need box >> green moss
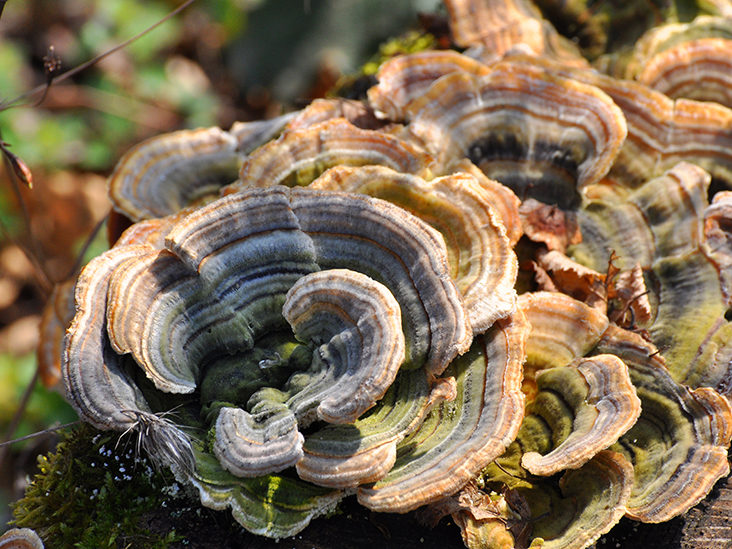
[11,423,183,549]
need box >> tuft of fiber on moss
[11,423,183,549]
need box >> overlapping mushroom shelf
[53,1,732,548]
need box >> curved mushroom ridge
[625,16,732,106]
[443,0,586,67]
[367,51,492,122]
[108,127,240,223]
[79,186,473,482]
[571,162,709,272]
[500,51,732,192]
[309,165,517,333]
[520,355,641,476]
[518,291,609,399]
[357,310,527,513]
[406,62,627,209]
[281,269,405,425]
[526,450,634,549]
[595,325,732,522]
[638,37,732,106]
[212,269,407,478]
[233,118,433,191]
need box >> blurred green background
[0,0,441,533]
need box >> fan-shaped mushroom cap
[502,51,732,191]
[406,61,627,208]
[108,127,239,222]
[62,245,196,476]
[67,186,475,489]
[571,162,709,271]
[649,249,732,392]
[518,292,608,398]
[450,159,524,246]
[595,325,732,522]
[310,165,517,333]
[357,310,527,513]
[0,528,44,549]
[367,51,491,121]
[64,246,157,431]
[565,161,731,392]
[443,0,586,66]
[233,118,433,191]
[623,16,732,107]
[107,115,295,222]
[479,450,634,549]
[37,279,76,389]
[520,355,641,476]
[282,269,405,423]
[525,451,634,549]
[187,442,343,539]
[296,369,436,489]
[638,37,732,106]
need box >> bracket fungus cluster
[42,0,732,547]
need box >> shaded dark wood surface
[146,468,731,549]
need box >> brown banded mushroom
[517,291,608,397]
[406,61,627,209]
[107,128,239,222]
[309,165,517,333]
[357,310,527,513]
[283,98,384,131]
[594,325,732,522]
[36,279,76,390]
[520,355,641,476]
[443,0,586,66]
[63,184,488,536]
[475,449,634,549]
[566,162,732,393]
[571,162,709,271]
[107,116,293,222]
[367,51,492,122]
[51,2,732,546]
[623,16,732,107]
[232,118,433,191]
[0,528,44,549]
[506,52,732,191]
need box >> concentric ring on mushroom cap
[0,528,45,549]
[232,118,433,191]
[37,279,76,390]
[108,116,295,223]
[310,165,517,333]
[108,127,239,222]
[517,291,609,400]
[502,51,732,192]
[68,185,474,492]
[571,162,709,272]
[594,325,732,522]
[520,355,641,476]
[442,0,586,66]
[623,16,732,107]
[406,61,627,209]
[367,51,492,122]
[357,310,527,513]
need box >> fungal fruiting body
[53,1,732,548]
